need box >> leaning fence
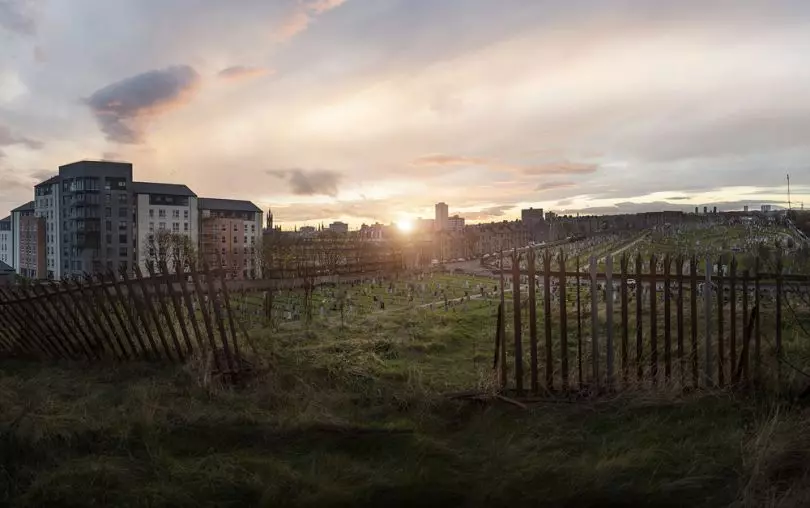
[0,262,248,374]
[494,249,806,395]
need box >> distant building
[713,206,717,214]
[762,204,773,213]
[703,206,708,214]
[435,202,449,231]
[359,222,386,241]
[132,182,198,272]
[521,207,544,225]
[447,215,465,232]
[695,207,699,214]
[12,201,44,279]
[744,205,749,213]
[329,221,349,234]
[415,218,435,233]
[298,226,316,237]
[0,216,12,268]
[199,198,263,280]
[34,175,61,279]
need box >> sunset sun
[396,219,414,233]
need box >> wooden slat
[741,268,749,383]
[0,287,51,357]
[717,259,725,387]
[576,256,583,388]
[635,254,643,382]
[620,254,629,385]
[218,266,243,366]
[95,273,138,358]
[664,256,672,382]
[121,269,162,360]
[67,277,112,358]
[690,256,699,388]
[754,258,762,384]
[649,255,657,385]
[175,263,207,355]
[159,262,194,355]
[605,255,614,389]
[493,303,503,370]
[543,251,553,389]
[0,290,35,355]
[145,264,185,361]
[25,283,75,359]
[110,270,150,359]
[75,276,119,358]
[729,257,737,381]
[527,249,538,393]
[84,273,128,360]
[704,259,713,386]
[590,256,599,389]
[52,280,96,360]
[559,251,568,391]
[204,264,236,372]
[511,249,523,394]
[31,283,82,360]
[134,265,176,361]
[0,300,24,353]
[9,285,65,359]
[499,249,507,389]
[677,257,685,388]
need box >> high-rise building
[34,175,62,279]
[58,160,135,276]
[11,201,43,279]
[744,205,749,213]
[199,198,263,280]
[132,182,198,272]
[0,216,12,268]
[435,202,449,231]
[447,215,465,232]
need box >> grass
[3,300,810,507]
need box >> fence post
[635,254,643,382]
[543,251,553,390]
[511,249,523,395]
[499,249,507,389]
[649,255,658,385]
[775,256,783,388]
[690,256,699,388]
[203,263,237,373]
[559,250,568,391]
[620,254,629,385]
[676,256,685,388]
[740,267,750,383]
[576,256,583,388]
[717,259,725,387]
[527,249,538,394]
[704,258,713,386]
[754,258,762,385]
[605,255,614,389]
[664,256,672,383]
[730,257,738,382]
[590,255,599,389]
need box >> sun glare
[396,219,414,233]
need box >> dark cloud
[522,162,598,176]
[536,181,575,192]
[0,0,39,35]
[0,125,43,150]
[85,65,201,144]
[666,196,690,201]
[217,65,272,81]
[559,200,787,216]
[267,169,342,197]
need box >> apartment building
[447,215,465,232]
[199,198,263,279]
[11,201,45,279]
[59,161,135,276]
[35,175,62,279]
[435,202,449,231]
[132,182,198,272]
[0,216,12,268]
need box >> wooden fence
[495,250,802,395]
[0,262,248,375]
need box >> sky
[1,0,810,227]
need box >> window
[119,247,128,257]
[119,234,127,244]
[221,224,226,231]
[149,209,154,218]
[118,207,128,218]
[221,247,226,255]
[183,222,189,232]
[221,236,226,243]
[172,222,180,233]
[251,224,256,232]
[244,236,247,244]
[244,224,248,232]
[106,234,112,245]
[118,193,128,204]
[158,209,166,218]
[233,236,238,244]
[149,222,154,232]
[104,194,111,204]
[234,224,238,232]
[183,210,189,220]
[159,222,166,231]
[105,207,112,218]
[172,210,180,219]
[105,221,112,232]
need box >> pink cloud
[217,65,273,81]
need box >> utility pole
[787,174,792,211]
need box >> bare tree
[142,230,198,273]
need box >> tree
[142,230,198,273]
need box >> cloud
[0,0,39,35]
[85,65,201,144]
[463,205,514,221]
[666,196,690,201]
[32,45,46,62]
[217,65,273,81]
[274,0,347,42]
[412,154,599,176]
[267,168,342,196]
[0,125,43,150]
[536,181,576,192]
[28,169,55,180]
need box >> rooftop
[11,201,35,213]
[132,181,197,197]
[0,260,12,274]
[198,198,262,213]
[35,175,60,187]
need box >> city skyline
[2,1,810,226]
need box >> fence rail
[495,250,801,395]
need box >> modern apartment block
[435,202,449,231]
[0,216,12,267]
[132,182,198,272]
[199,198,263,279]
[35,175,62,279]
[58,160,135,276]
